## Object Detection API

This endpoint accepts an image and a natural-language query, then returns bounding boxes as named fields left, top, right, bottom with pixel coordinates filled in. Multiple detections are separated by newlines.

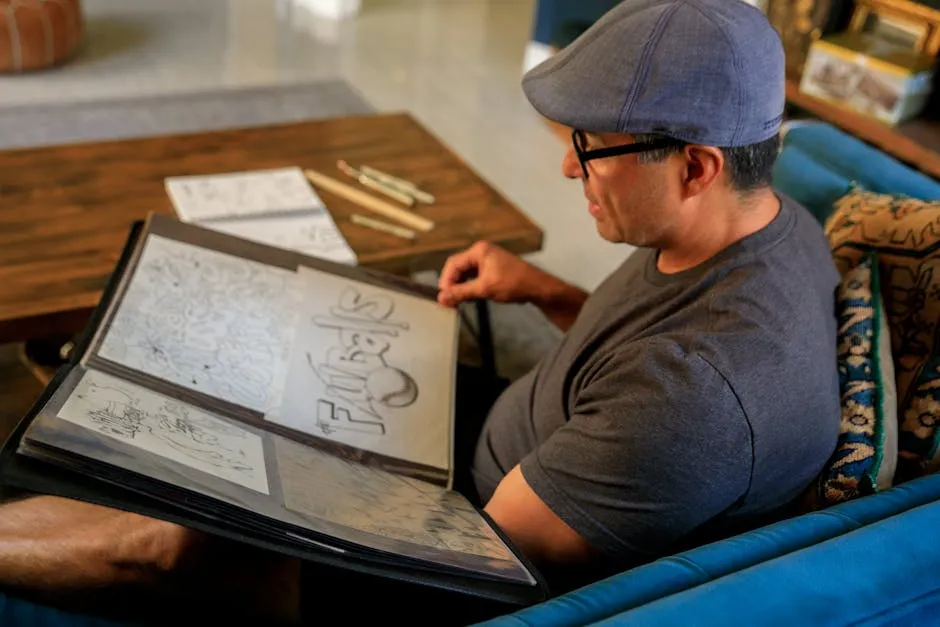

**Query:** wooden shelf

left=785, top=79, right=940, bottom=180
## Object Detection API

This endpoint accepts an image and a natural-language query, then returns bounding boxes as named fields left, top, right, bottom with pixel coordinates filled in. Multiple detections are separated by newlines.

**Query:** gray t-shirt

left=471, top=195, right=841, bottom=570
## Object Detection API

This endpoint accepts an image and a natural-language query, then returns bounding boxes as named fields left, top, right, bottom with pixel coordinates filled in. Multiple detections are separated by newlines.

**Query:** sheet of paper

left=97, top=235, right=302, bottom=414
left=207, top=213, right=358, bottom=266
left=165, top=167, right=322, bottom=222
left=274, top=265, right=457, bottom=472
left=166, top=167, right=358, bottom=264
left=56, top=370, right=269, bottom=494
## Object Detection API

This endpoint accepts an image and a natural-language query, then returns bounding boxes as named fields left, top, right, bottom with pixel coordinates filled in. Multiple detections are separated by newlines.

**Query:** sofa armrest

left=594, top=499, right=940, bottom=625
left=477, top=472, right=940, bottom=626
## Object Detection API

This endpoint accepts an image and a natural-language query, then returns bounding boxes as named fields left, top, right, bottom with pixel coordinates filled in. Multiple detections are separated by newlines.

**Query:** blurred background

left=0, top=0, right=936, bottom=290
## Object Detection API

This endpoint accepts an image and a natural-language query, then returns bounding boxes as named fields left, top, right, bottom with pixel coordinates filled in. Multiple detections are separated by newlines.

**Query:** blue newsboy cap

left=522, top=0, right=786, bottom=147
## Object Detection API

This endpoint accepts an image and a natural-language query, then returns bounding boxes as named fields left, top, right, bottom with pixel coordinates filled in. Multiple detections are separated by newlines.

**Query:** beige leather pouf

left=0, top=0, right=84, bottom=73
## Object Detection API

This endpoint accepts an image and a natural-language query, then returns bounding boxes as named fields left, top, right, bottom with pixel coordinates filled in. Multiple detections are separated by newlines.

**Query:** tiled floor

left=0, top=0, right=635, bottom=291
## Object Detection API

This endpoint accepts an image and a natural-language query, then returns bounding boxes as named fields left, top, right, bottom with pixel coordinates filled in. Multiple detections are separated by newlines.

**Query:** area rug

left=0, top=80, right=560, bottom=379
left=0, top=80, right=375, bottom=150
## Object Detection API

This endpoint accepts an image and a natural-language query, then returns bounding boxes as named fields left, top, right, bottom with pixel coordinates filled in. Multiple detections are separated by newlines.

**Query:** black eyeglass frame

left=571, top=129, right=685, bottom=178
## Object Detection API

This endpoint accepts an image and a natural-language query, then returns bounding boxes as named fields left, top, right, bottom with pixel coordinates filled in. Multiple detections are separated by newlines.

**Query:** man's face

left=563, top=131, right=680, bottom=247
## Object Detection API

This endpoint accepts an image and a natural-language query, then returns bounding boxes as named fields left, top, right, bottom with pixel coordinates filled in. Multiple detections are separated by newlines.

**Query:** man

left=0, top=0, right=839, bottom=621
left=440, top=0, right=841, bottom=590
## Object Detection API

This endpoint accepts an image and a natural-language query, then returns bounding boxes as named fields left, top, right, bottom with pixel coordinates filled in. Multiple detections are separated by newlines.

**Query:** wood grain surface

left=0, top=113, right=543, bottom=343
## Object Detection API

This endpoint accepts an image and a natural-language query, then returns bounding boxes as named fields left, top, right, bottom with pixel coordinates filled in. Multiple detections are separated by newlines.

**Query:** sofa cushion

left=773, top=123, right=940, bottom=227
left=825, top=189, right=940, bottom=483
left=772, top=144, right=854, bottom=225
left=813, top=251, right=898, bottom=504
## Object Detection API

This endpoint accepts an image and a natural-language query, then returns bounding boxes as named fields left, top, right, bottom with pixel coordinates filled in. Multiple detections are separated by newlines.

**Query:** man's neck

left=657, top=188, right=781, bottom=275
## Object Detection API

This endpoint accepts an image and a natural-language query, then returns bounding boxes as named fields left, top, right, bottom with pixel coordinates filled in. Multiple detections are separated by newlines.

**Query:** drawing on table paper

left=296, top=222, right=358, bottom=262
left=96, top=235, right=301, bottom=414
left=202, top=214, right=358, bottom=266
left=306, top=286, right=419, bottom=438
left=58, top=370, right=269, bottom=494
left=165, top=167, right=326, bottom=222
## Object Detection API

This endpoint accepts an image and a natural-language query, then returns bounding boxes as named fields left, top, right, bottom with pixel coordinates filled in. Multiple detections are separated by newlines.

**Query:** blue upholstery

left=477, top=472, right=940, bottom=627
left=772, top=145, right=854, bottom=224
left=0, top=596, right=135, bottom=627
left=773, top=122, right=940, bottom=225
left=594, top=499, right=940, bottom=626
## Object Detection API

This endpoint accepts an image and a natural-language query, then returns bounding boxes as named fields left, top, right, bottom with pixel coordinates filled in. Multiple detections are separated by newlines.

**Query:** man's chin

left=594, top=221, right=623, bottom=244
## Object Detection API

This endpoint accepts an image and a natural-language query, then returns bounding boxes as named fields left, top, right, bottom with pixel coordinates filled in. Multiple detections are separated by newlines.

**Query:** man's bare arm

left=484, top=465, right=595, bottom=568
left=0, top=495, right=201, bottom=591
left=0, top=496, right=301, bottom=623
left=532, top=278, right=590, bottom=333
left=437, top=242, right=589, bottom=332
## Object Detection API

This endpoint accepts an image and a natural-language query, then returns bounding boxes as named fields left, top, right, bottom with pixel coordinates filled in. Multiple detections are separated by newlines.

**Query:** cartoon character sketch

left=74, top=381, right=254, bottom=473
left=151, top=402, right=254, bottom=472
left=77, top=383, right=145, bottom=439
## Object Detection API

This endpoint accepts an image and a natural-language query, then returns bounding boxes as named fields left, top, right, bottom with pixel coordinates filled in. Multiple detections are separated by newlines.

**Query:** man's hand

left=437, top=242, right=589, bottom=331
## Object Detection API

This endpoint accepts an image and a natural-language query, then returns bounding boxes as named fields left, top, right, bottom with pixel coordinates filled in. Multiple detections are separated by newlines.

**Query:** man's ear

left=679, top=145, right=724, bottom=199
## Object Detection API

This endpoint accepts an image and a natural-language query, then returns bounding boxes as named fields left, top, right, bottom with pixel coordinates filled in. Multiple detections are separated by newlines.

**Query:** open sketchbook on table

left=0, top=213, right=547, bottom=605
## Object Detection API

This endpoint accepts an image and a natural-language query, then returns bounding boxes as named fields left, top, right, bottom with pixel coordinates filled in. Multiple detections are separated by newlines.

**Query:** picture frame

left=848, top=0, right=940, bottom=56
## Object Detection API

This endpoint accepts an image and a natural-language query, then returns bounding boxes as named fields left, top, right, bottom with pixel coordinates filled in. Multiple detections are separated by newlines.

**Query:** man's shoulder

left=579, top=336, right=747, bottom=419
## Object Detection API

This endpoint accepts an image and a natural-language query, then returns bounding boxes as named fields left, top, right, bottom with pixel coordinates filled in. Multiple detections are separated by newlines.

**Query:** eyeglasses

left=571, top=129, right=684, bottom=178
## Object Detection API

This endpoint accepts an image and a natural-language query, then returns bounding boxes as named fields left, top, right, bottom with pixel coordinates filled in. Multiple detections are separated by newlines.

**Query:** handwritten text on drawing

left=309, top=287, right=419, bottom=437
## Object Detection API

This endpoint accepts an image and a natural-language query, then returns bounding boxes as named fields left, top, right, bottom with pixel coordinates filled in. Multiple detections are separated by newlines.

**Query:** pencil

left=350, top=213, right=417, bottom=241
left=303, top=168, right=434, bottom=232
left=337, top=160, right=416, bottom=207
left=360, top=165, right=436, bottom=204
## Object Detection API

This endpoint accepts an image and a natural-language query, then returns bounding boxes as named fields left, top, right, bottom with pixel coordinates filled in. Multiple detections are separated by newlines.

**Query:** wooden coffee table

left=0, top=113, right=543, bottom=349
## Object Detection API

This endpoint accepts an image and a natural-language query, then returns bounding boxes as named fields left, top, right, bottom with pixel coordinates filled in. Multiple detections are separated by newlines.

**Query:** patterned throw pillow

left=825, top=189, right=940, bottom=483
left=815, top=252, right=898, bottom=504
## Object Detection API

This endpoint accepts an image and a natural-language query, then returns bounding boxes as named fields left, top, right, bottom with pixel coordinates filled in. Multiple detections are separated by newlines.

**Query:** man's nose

left=561, top=146, right=583, bottom=180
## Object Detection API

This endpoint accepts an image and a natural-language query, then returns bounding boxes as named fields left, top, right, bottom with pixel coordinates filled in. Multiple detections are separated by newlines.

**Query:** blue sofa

left=478, top=122, right=940, bottom=627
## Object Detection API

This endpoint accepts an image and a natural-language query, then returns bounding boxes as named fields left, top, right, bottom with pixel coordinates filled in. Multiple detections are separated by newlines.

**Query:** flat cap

left=522, top=0, right=786, bottom=147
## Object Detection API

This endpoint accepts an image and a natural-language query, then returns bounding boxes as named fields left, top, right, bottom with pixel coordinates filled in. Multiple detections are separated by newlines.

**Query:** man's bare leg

left=0, top=495, right=301, bottom=624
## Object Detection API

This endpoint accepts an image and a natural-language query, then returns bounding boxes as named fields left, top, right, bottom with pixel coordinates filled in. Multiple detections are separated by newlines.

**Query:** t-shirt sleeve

left=519, top=339, right=752, bottom=559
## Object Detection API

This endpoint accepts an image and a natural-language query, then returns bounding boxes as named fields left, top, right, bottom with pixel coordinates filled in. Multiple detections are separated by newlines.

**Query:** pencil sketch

left=307, top=286, right=418, bottom=435
left=275, top=265, right=457, bottom=472
left=165, top=167, right=326, bottom=222
left=97, top=235, right=302, bottom=414
left=275, top=437, right=518, bottom=564
left=306, top=286, right=419, bottom=437
left=316, top=399, right=385, bottom=436
left=58, top=370, right=269, bottom=494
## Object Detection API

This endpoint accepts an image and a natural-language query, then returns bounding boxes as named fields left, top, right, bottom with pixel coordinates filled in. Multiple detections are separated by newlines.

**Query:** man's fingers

left=438, top=279, right=485, bottom=307
left=439, top=246, right=484, bottom=289
left=437, top=289, right=457, bottom=307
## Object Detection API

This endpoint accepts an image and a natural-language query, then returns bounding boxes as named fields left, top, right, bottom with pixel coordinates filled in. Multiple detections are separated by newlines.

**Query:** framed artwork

left=847, top=0, right=940, bottom=56
left=767, top=0, right=851, bottom=79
